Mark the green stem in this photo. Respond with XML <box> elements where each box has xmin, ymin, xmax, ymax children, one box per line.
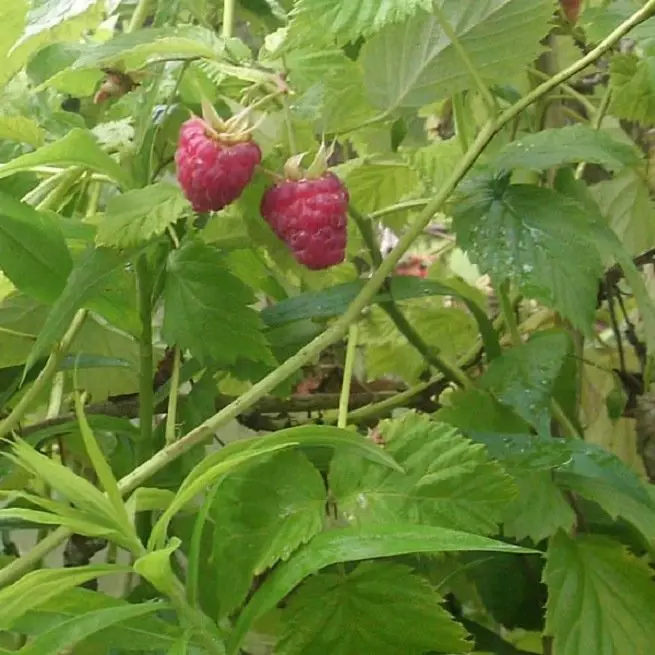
<box><xmin>528</xmin><ymin>67</ymin><xmax>598</xmax><ymax>118</ymax></box>
<box><xmin>127</xmin><ymin>0</ymin><xmax>152</xmax><ymax>32</ymax></box>
<box><xmin>0</xmin><ymin>311</ymin><xmax>87</xmax><ymax>441</ymax></box>
<box><xmin>282</xmin><ymin>94</ymin><xmax>297</xmax><ymax>154</ymax></box>
<box><xmin>165</xmin><ymin>348</ymin><xmax>181</xmax><ymax>444</ymax></box>
<box><xmin>136</xmin><ymin>256</ymin><xmax>155</xmax><ymax>459</ymax></box>
<box><xmin>575</xmin><ymin>86</ymin><xmax>612</xmax><ymax>179</ymax></box>
<box><xmin>222</xmin><ymin>0</ymin><xmax>236</xmax><ymax>38</ymax></box>
<box><xmin>551</xmin><ymin>398</ymin><xmax>582</xmax><ymax>439</ymax></box>
<box><xmin>0</xmin><ymin>527</ymin><xmax>70</xmax><ymax>588</ymax></box>
<box><xmin>369</xmin><ymin>199</ymin><xmax>431</xmax><ymax>220</ymax></box>
<box><xmin>1</xmin><ymin>2</ymin><xmax>651</xmax><ymax>584</ymax></box>
<box><xmin>349</xmin><ymin>205</ymin><xmax>382</xmax><ymax>267</ymax></box>
<box><xmin>452</xmin><ymin>92</ymin><xmax>471</xmax><ymax>152</ymax></box>
<box><xmin>380</xmin><ymin>302</ymin><xmax>472</xmax><ymax>387</ymax></box>
<box><xmin>338</xmin><ymin>324</ymin><xmax>359</xmax><ymax>428</ymax></box>
<box><xmin>433</xmin><ymin>4</ymin><xmax>497</xmax><ymax>115</ymax></box>
<box><xmin>34</xmin><ymin>168</ymin><xmax>83</xmax><ymax>212</ymax></box>
<box><xmin>496</xmin><ymin>279</ymin><xmax>522</xmax><ymax>347</ymax></box>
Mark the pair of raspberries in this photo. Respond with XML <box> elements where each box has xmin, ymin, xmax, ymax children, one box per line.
<box><xmin>175</xmin><ymin>116</ymin><xmax>348</xmax><ymax>270</ymax></box>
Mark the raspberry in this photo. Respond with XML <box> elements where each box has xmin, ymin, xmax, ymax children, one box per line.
<box><xmin>261</xmin><ymin>173</ymin><xmax>349</xmax><ymax>270</ymax></box>
<box><xmin>175</xmin><ymin>117</ymin><xmax>261</xmax><ymax>213</ymax></box>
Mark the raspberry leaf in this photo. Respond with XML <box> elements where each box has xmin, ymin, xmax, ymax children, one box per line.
<box><xmin>493</xmin><ymin>124</ymin><xmax>642</xmax><ymax>174</ymax></box>
<box><xmin>0</xmin><ymin>192</ymin><xmax>72</xmax><ymax>303</ymax></box>
<box><xmin>589</xmin><ymin>169</ymin><xmax>655</xmax><ymax>256</ymax></box>
<box><xmin>478</xmin><ymin>331</ymin><xmax>571</xmax><ymax>437</ymax></box>
<box><xmin>276</xmin><ymin>562</ymin><xmax>470</xmax><ymax>655</ymax></box>
<box><xmin>454</xmin><ymin>182</ymin><xmax>605</xmax><ymax>333</ymax></box>
<box><xmin>608</xmin><ymin>54</ymin><xmax>655</xmax><ymax>124</ymax></box>
<box><xmin>329</xmin><ymin>412</ymin><xmax>517</xmax><ymax>535</ymax></box>
<box><xmin>208</xmin><ymin>451</ymin><xmax>327</xmax><ymax>619</ymax></box>
<box><xmin>162</xmin><ymin>240</ymin><xmax>274</xmax><ymax>366</ymax></box>
<box><xmin>361</xmin><ymin>0</ymin><xmax>553</xmax><ymax>113</ymax></box>
<box><xmin>289</xmin><ymin>0</ymin><xmax>434</xmax><ymax>44</ymax></box>
<box><xmin>95</xmin><ymin>183</ymin><xmax>190</xmax><ymax>248</ymax></box>
<box><xmin>0</xmin><ymin>129</ymin><xmax>134</xmax><ymax>190</ymax></box>
<box><xmin>544</xmin><ymin>533</ymin><xmax>655</xmax><ymax>655</ymax></box>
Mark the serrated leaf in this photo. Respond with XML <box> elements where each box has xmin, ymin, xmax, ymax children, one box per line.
<box><xmin>582</xmin><ymin>4</ymin><xmax>655</xmax><ymax>50</ymax></box>
<box><xmin>493</xmin><ymin>125</ymin><xmax>642</xmax><ymax>173</ymax></box>
<box><xmin>0</xmin><ymin>192</ymin><xmax>72</xmax><ymax>303</ymax></box>
<box><xmin>0</xmin><ymin>129</ymin><xmax>133</xmax><ymax>190</ymax></box>
<box><xmin>17</xmin><ymin>0</ymin><xmax>100</xmax><ymax>43</ymax></box>
<box><xmin>11</xmin><ymin>589</ymin><xmax>186</xmax><ymax>652</ymax></box>
<box><xmin>73</xmin><ymin>25</ymin><xmax>225</xmax><ymax>70</ymax></box>
<box><xmin>209</xmin><ymin>451</ymin><xmax>326</xmax><ymax>618</ymax></box>
<box><xmin>589</xmin><ymin>169</ymin><xmax>655</xmax><ymax>256</ymax></box>
<box><xmin>0</xmin><ymin>116</ymin><xmax>45</xmax><ymax>147</ymax></box>
<box><xmin>16</xmin><ymin>601</ymin><xmax>165</xmax><ymax>655</ymax></box>
<box><xmin>361</xmin><ymin>0</ymin><xmax>553</xmax><ymax>113</ymax></box>
<box><xmin>276</xmin><ymin>561</ymin><xmax>470</xmax><ymax>655</ymax></box>
<box><xmin>336</xmin><ymin>158</ymin><xmax>419</xmax><ymax>229</ymax></box>
<box><xmin>0</xmin><ymin>565</ymin><xmax>130</xmax><ymax>629</ymax></box>
<box><xmin>95</xmin><ymin>183</ymin><xmax>190</xmax><ymax>248</ymax></box>
<box><xmin>229</xmin><ymin>523</ymin><xmax>535</xmax><ymax>655</ymax></box>
<box><xmin>289</xmin><ymin>0</ymin><xmax>433</xmax><ymax>44</ymax></box>
<box><xmin>544</xmin><ymin>532</ymin><xmax>655</xmax><ymax>655</ymax></box>
<box><xmin>330</xmin><ymin>412</ymin><xmax>516</xmax><ymax>534</ymax></box>
<box><xmin>502</xmin><ymin>473</ymin><xmax>575</xmax><ymax>544</ymax></box>
<box><xmin>608</xmin><ymin>53</ymin><xmax>655</xmax><ymax>124</ymax></box>
<box><xmin>478</xmin><ymin>331</ymin><xmax>570</xmax><ymax>436</ymax></box>
<box><xmin>454</xmin><ymin>181</ymin><xmax>604</xmax><ymax>332</ymax></box>
<box><xmin>162</xmin><ymin>240</ymin><xmax>273</xmax><ymax>366</ymax></box>
<box><xmin>150</xmin><ymin>424</ymin><xmax>401</xmax><ymax>550</ymax></box>
<box><xmin>25</xmin><ymin>246</ymin><xmax>134</xmax><ymax>373</ymax></box>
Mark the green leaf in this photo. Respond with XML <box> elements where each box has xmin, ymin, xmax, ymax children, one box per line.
<box><xmin>95</xmin><ymin>183</ymin><xmax>190</xmax><ymax>248</ymax></box>
<box><xmin>288</xmin><ymin>0</ymin><xmax>433</xmax><ymax>44</ymax></box>
<box><xmin>16</xmin><ymin>601</ymin><xmax>165</xmax><ymax>655</ymax></box>
<box><xmin>0</xmin><ymin>129</ymin><xmax>134</xmax><ymax>190</ymax></box>
<box><xmin>133</xmin><ymin>539</ymin><xmax>181</xmax><ymax>592</ymax></box>
<box><xmin>150</xmin><ymin>424</ymin><xmax>401</xmax><ymax>549</ymax></box>
<box><xmin>73</xmin><ymin>25</ymin><xmax>225</xmax><ymax>70</ymax></box>
<box><xmin>0</xmin><ymin>115</ymin><xmax>45</xmax><ymax>147</ymax></box>
<box><xmin>0</xmin><ymin>565</ymin><xmax>130</xmax><ymax>629</ymax></box>
<box><xmin>12</xmin><ymin>588</ymin><xmax>186</xmax><ymax>651</ymax></box>
<box><xmin>493</xmin><ymin>125</ymin><xmax>642</xmax><ymax>173</ymax></box>
<box><xmin>502</xmin><ymin>473</ymin><xmax>575</xmax><ymax>544</ymax></box>
<box><xmin>73</xmin><ymin>393</ymin><xmax>134</xmax><ymax>542</ymax></box>
<box><xmin>589</xmin><ymin>169</ymin><xmax>655</xmax><ymax>256</ymax></box>
<box><xmin>0</xmin><ymin>192</ymin><xmax>72</xmax><ymax>303</ymax></box>
<box><xmin>329</xmin><ymin>412</ymin><xmax>516</xmax><ymax>534</ymax></box>
<box><xmin>163</xmin><ymin>240</ymin><xmax>273</xmax><ymax>366</ymax></box>
<box><xmin>544</xmin><ymin>532</ymin><xmax>655</xmax><ymax>655</ymax></box>
<box><xmin>478</xmin><ymin>331</ymin><xmax>570</xmax><ymax>436</ymax></box>
<box><xmin>454</xmin><ymin>182</ymin><xmax>604</xmax><ymax>332</ymax></box>
<box><xmin>25</xmin><ymin>246</ymin><xmax>134</xmax><ymax>373</ymax></box>
<box><xmin>361</xmin><ymin>0</ymin><xmax>553</xmax><ymax>113</ymax></box>
<box><xmin>209</xmin><ymin>451</ymin><xmax>326</xmax><ymax>619</ymax></box>
<box><xmin>609</xmin><ymin>54</ymin><xmax>655</xmax><ymax>124</ymax></box>
<box><xmin>229</xmin><ymin>524</ymin><xmax>535</xmax><ymax>655</ymax></box>
<box><xmin>276</xmin><ymin>561</ymin><xmax>470</xmax><ymax>655</ymax></box>
<box><xmin>18</xmin><ymin>0</ymin><xmax>100</xmax><ymax>43</ymax></box>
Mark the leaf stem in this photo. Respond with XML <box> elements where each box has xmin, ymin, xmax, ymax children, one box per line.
<box><xmin>496</xmin><ymin>279</ymin><xmax>521</xmax><ymax>347</ymax></box>
<box><xmin>127</xmin><ymin>0</ymin><xmax>152</xmax><ymax>33</ymax></box>
<box><xmin>165</xmin><ymin>348</ymin><xmax>181</xmax><ymax>444</ymax></box>
<box><xmin>0</xmin><ymin>310</ymin><xmax>87</xmax><ymax>441</ymax></box>
<box><xmin>349</xmin><ymin>205</ymin><xmax>382</xmax><ymax>266</ymax></box>
<box><xmin>136</xmin><ymin>255</ymin><xmax>155</xmax><ymax>459</ymax></box>
<box><xmin>432</xmin><ymin>4</ymin><xmax>497</xmax><ymax>115</ymax></box>
<box><xmin>338</xmin><ymin>324</ymin><xmax>359</xmax><ymax>428</ymax></box>
<box><xmin>222</xmin><ymin>0</ymin><xmax>236</xmax><ymax>38</ymax></box>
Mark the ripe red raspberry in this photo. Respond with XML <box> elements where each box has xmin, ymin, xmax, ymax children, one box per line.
<box><xmin>175</xmin><ymin>117</ymin><xmax>261</xmax><ymax>213</ymax></box>
<box><xmin>261</xmin><ymin>173</ymin><xmax>348</xmax><ymax>270</ymax></box>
